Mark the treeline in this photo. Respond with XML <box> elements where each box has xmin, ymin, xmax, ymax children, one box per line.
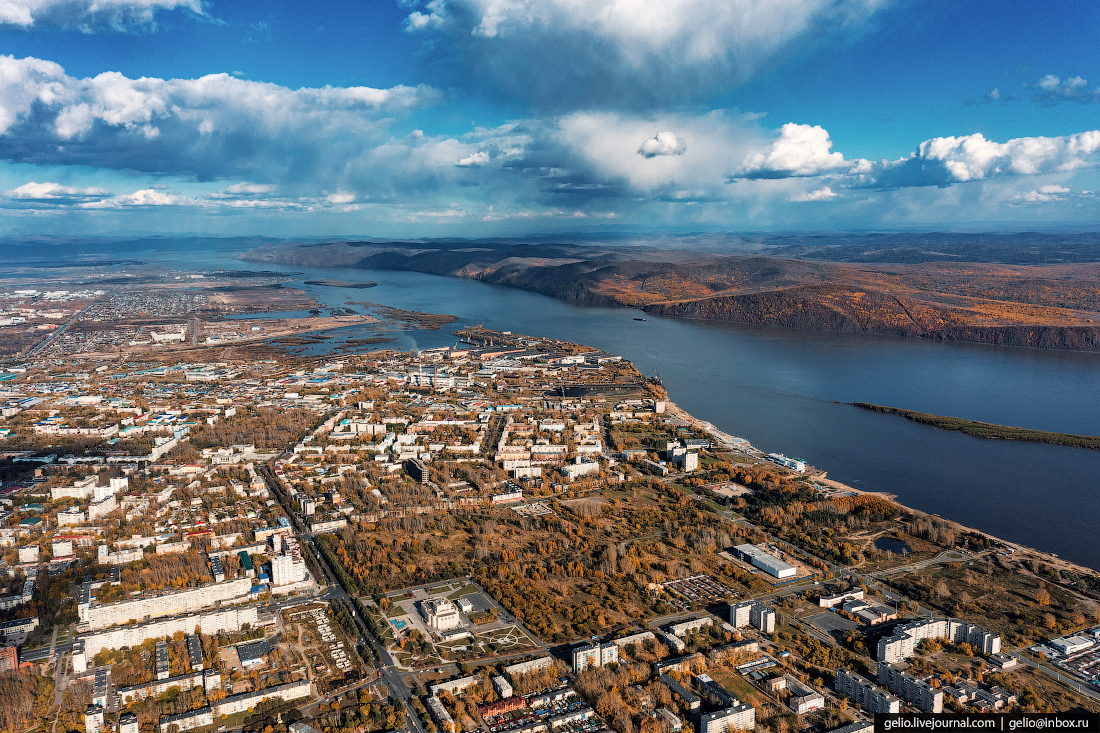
<box><xmin>851</xmin><ymin>402</ymin><xmax>1100</xmax><ymax>450</ymax></box>
<box><xmin>740</xmin><ymin>482</ymin><xmax>898</xmax><ymax>566</ymax></box>
<box><xmin>188</xmin><ymin>408</ymin><xmax>318</xmax><ymax>450</ymax></box>
<box><xmin>0</xmin><ymin>672</ymin><xmax>50</xmax><ymax>733</ymax></box>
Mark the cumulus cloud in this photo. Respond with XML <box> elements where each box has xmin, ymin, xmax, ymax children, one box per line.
<box><xmin>0</xmin><ymin>55</ymin><xmax>443</xmax><ymax>181</ymax></box>
<box><xmin>732</xmin><ymin>123</ymin><xmax>852</xmax><ymax>179</ymax></box>
<box><xmin>0</xmin><ymin>180</ymin><xmax>109</xmax><ymax>207</ymax></box>
<box><xmin>455</xmin><ymin>150</ymin><xmax>490</xmax><ymax>166</ymax></box>
<box><xmin>637</xmin><ymin>131</ymin><xmax>686</xmax><ymax>158</ymax></box>
<box><xmin>1030</xmin><ymin>75</ymin><xmax>1100</xmax><ymax>105</ymax></box>
<box><xmin>5</xmin><ymin>180</ymin><xmax>106</xmax><ymax>199</ymax></box>
<box><xmin>862</xmin><ymin>130</ymin><xmax>1100</xmax><ymax>188</ymax></box>
<box><xmin>1018</xmin><ymin>184</ymin><xmax>1071</xmax><ymax>203</ymax></box>
<box><xmin>732</xmin><ymin>124</ymin><xmax>1100</xmax><ymax>191</ymax></box>
<box><xmin>791</xmin><ymin>186</ymin><xmax>838</xmax><ymax>201</ymax></box>
<box><xmin>403</xmin><ymin>0</ymin><xmax>890</xmax><ymax>109</ymax></box>
<box><xmin>207</xmin><ymin>182</ymin><xmax>276</xmax><ymax>198</ymax></box>
<box><xmin>0</xmin><ymin>0</ymin><xmax>205</xmax><ymax>32</ymax></box>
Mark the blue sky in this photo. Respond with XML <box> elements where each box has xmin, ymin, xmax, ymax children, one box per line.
<box><xmin>0</xmin><ymin>0</ymin><xmax>1097</xmax><ymax>237</ymax></box>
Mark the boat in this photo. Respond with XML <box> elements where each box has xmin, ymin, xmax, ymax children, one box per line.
<box><xmin>633</xmin><ymin>317</ymin><xmax>646</xmax><ymax>321</ymax></box>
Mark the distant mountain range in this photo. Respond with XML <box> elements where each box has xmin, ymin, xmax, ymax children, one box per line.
<box><xmin>238</xmin><ymin>234</ymin><xmax>1100</xmax><ymax>352</ymax></box>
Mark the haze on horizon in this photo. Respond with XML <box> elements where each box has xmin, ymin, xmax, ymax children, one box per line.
<box><xmin>0</xmin><ymin>0</ymin><xmax>1097</xmax><ymax>239</ymax></box>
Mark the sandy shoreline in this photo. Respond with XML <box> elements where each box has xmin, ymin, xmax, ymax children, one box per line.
<box><xmin>663</xmin><ymin>398</ymin><xmax>1100</xmax><ymax>578</ymax></box>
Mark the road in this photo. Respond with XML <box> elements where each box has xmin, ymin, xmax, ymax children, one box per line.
<box><xmin>262</xmin><ymin>460</ymin><xmax>426</xmax><ymax>733</ymax></box>
<box><xmin>1009</xmin><ymin>651</ymin><xmax>1100</xmax><ymax>703</ymax></box>
<box><xmin>25</xmin><ymin>298</ymin><xmax>98</xmax><ymax>358</ymax></box>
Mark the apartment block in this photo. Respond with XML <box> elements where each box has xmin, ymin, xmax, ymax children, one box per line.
<box><xmin>877</xmin><ymin>618</ymin><xmax>1000</xmax><ymax>663</ymax></box>
<box><xmin>730</xmin><ymin>601</ymin><xmax>776</xmax><ymax>633</ymax></box>
<box><xmin>834</xmin><ymin>667</ymin><xmax>901</xmax><ymax>714</ymax></box>
<box><xmin>698</xmin><ymin>703</ymin><xmax>756</xmax><ymax>733</ymax></box>
<box><xmin>877</xmin><ymin>662</ymin><xmax>944</xmax><ymax>713</ymax></box>
<box><xmin>80</xmin><ymin>577</ymin><xmax>253</xmax><ymax>629</ymax></box>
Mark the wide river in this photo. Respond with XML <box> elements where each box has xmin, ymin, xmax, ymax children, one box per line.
<box><xmin>44</xmin><ymin>246</ymin><xmax>1100</xmax><ymax>569</ymax></box>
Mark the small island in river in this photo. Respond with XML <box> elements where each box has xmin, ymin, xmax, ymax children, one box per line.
<box><xmin>851</xmin><ymin>401</ymin><xmax>1100</xmax><ymax>450</ymax></box>
<box><xmin>304</xmin><ymin>279</ymin><xmax>379</xmax><ymax>288</ymax></box>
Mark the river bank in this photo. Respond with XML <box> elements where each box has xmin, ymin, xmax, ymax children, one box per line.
<box><xmin>665</xmin><ymin>397</ymin><xmax>1100</xmax><ymax>580</ymax></box>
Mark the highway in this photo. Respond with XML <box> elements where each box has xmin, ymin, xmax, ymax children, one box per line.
<box><xmin>24</xmin><ymin>298</ymin><xmax>98</xmax><ymax>358</ymax></box>
<box><xmin>262</xmin><ymin>461</ymin><xmax>426</xmax><ymax>733</ymax></box>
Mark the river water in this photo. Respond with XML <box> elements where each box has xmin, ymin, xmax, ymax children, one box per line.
<box><xmin>28</xmin><ymin>247</ymin><xmax>1100</xmax><ymax>569</ymax></box>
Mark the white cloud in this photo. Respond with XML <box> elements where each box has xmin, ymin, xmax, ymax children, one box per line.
<box><xmin>731</xmin><ymin>124</ymin><xmax>1100</xmax><ymax>190</ymax></box>
<box><xmin>456</xmin><ymin>150</ymin><xmax>490</xmax><ymax>166</ymax></box>
<box><xmin>79</xmin><ymin>188</ymin><xmax>194</xmax><ymax>208</ymax></box>
<box><xmin>0</xmin><ymin>0</ymin><xmax>205</xmax><ymax>32</ymax></box>
<box><xmin>1030</xmin><ymin>75</ymin><xmax>1100</xmax><ymax>105</ymax></box>
<box><xmin>866</xmin><ymin>131</ymin><xmax>1100</xmax><ymax>187</ymax></box>
<box><xmin>791</xmin><ymin>186</ymin><xmax>838</xmax><ymax>202</ymax></box>
<box><xmin>0</xmin><ymin>55</ymin><xmax>443</xmax><ymax>180</ymax></box>
<box><xmin>637</xmin><ymin>131</ymin><xmax>686</xmax><ymax>158</ymax></box>
<box><xmin>209</xmin><ymin>182</ymin><xmax>275</xmax><ymax>197</ymax></box>
<box><xmin>1018</xmin><ymin>184</ymin><xmax>1072</xmax><ymax>203</ymax></box>
<box><xmin>403</xmin><ymin>0</ymin><xmax>890</xmax><ymax>109</ymax></box>
<box><xmin>5</xmin><ymin>180</ymin><xmax>107</xmax><ymax>199</ymax></box>
<box><xmin>733</xmin><ymin>123</ymin><xmax>852</xmax><ymax>179</ymax></box>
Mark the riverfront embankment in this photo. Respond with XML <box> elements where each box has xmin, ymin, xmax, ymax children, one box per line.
<box><xmin>667</xmin><ymin>398</ymin><xmax>1100</xmax><ymax>579</ymax></box>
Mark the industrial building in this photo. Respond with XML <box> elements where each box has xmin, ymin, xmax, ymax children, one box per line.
<box><xmin>731</xmin><ymin>544</ymin><xmax>796</xmax><ymax>579</ymax></box>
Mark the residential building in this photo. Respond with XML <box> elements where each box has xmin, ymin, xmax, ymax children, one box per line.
<box><xmin>877</xmin><ymin>618</ymin><xmax>1000</xmax><ymax>663</ymax></box>
<box><xmin>835</xmin><ymin>668</ymin><xmax>901</xmax><ymax>714</ymax></box>
<box><xmin>730</xmin><ymin>601</ymin><xmax>775</xmax><ymax>633</ymax></box>
<box><xmin>572</xmin><ymin>642</ymin><xmax>618</xmax><ymax>672</ymax></box>
<box><xmin>119</xmin><ymin>713</ymin><xmax>139</xmax><ymax>733</ymax></box>
<box><xmin>0</xmin><ymin>645</ymin><xmax>17</xmax><ymax>672</ymax></box>
<box><xmin>158</xmin><ymin>706</ymin><xmax>213</xmax><ymax>733</ymax></box>
<box><xmin>699</xmin><ymin>703</ymin><xmax>756</xmax><ymax>733</ymax></box>
<box><xmin>213</xmin><ymin>680</ymin><xmax>312</xmax><ymax>716</ymax></box>
<box><xmin>80</xmin><ymin>577</ymin><xmax>253</xmax><ymax>628</ymax></box>
<box><xmin>876</xmin><ymin>662</ymin><xmax>943</xmax><ymax>713</ymax></box>
<box><xmin>272</xmin><ymin>554</ymin><xmax>306</xmax><ymax>586</ymax></box>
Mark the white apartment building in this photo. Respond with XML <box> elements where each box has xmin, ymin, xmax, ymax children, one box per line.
<box><xmin>730</xmin><ymin>601</ymin><xmax>776</xmax><ymax>633</ymax></box>
<box><xmin>80</xmin><ymin>577</ymin><xmax>253</xmax><ymax>629</ymax></box>
<box><xmin>272</xmin><ymin>554</ymin><xmax>306</xmax><ymax>586</ymax></box>
<box><xmin>76</xmin><ymin>606</ymin><xmax>258</xmax><ymax>660</ymax></box>
<box><xmin>699</xmin><ymin>704</ymin><xmax>755</xmax><ymax>733</ymax></box>
<box><xmin>877</xmin><ymin>617</ymin><xmax>1000</xmax><ymax>663</ymax></box>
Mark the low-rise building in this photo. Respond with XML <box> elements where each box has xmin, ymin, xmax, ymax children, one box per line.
<box><xmin>731</xmin><ymin>544</ymin><xmax>796</xmax><ymax>579</ymax></box>
<box><xmin>699</xmin><ymin>703</ymin><xmax>755</xmax><ymax>733</ymax></box>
